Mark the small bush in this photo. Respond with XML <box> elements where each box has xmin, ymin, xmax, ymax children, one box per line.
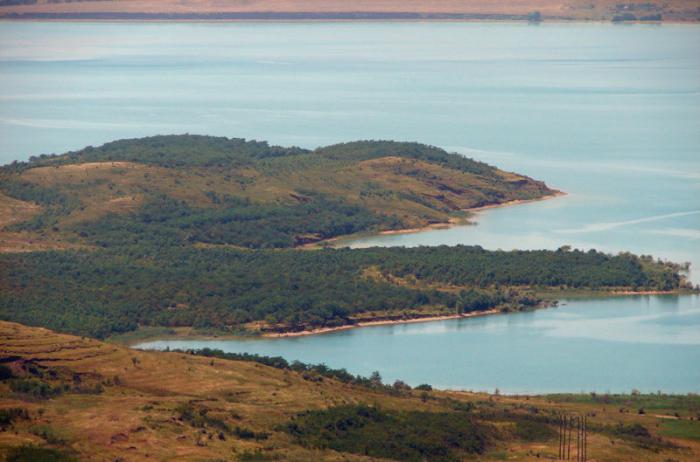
<box><xmin>513</xmin><ymin>419</ymin><xmax>557</xmax><ymax>442</ymax></box>
<box><xmin>233</xmin><ymin>426</ymin><xmax>269</xmax><ymax>441</ymax></box>
<box><xmin>614</xmin><ymin>423</ymin><xmax>652</xmax><ymax>439</ymax></box>
<box><xmin>0</xmin><ymin>365</ymin><xmax>14</xmax><ymax>380</ymax></box>
<box><xmin>0</xmin><ymin>408</ymin><xmax>29</xmax><ymax>428</ymax></box>
<box><xmin>29</xmin><ymin>424</ymin><xmax>66</xmax><ymax>445</ymax></box>
<box><xmin>9</xmin><ymin>379</ymin><xmax>66</xmax><ymax>399</ymax></box>
<box><xmin>237</xmin><ymin>449</ymin><xmax>273</xmax><ymax>461</ymax></box>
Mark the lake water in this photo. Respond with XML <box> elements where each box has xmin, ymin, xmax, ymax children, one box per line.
<box><xmin>2</xmin><ymin>22</ymin><xmax>699</xmax><ymax>392</ymax></box>
<box><xmin>138</xmin><ymin>294</ymin><xmax>700</xmax><ymax>394</ymax></box>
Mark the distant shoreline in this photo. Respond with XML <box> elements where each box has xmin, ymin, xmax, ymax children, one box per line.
<box><xmin>0</xmin><ymin>13</ymin><xmax>690</xmax><ymax>23</ymax></box>
<box><xmin>2</xmin><ymin>18</ymin><xmax>694</xmax><ymax>24</ymax></box>
<box><xmin>0</xmin><ymin>12</ymin><xmax>535</xmax><ymax>22</ymax></box>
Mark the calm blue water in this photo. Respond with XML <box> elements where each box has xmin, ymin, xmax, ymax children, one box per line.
<box><xmin>138</xmin><ymin>295</ymin><xmax>700</xmax><ymax>394</ymax></box>
<box><xmin>1</xmin><ymin>22</ymin><xmax>698</xmax><ymax>278</ymax></box>
<box><xmin>2</xmin><ymin>22</ymin><xmax>699</xmax><ymax>392</ymax></box>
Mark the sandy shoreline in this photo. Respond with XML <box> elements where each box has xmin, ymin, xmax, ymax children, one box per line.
<box><xmin>262</xmin><ymin>309</ymin><xmax>501</xmax><ymax>338</ymax></box>
<box><xmin>264</xmin><ymin>288</ymin><xmax>692</xmax><ymax>339</ymax></box>
<box><xmin>371</xmin><ymin>190</ymin><xmax>567</xmax><ymax>238</ymax></box>
<box><xmin>376</xmin><ymin>216</ymin><xmax>466</xmax><ymax>236</ymax></box>
<box><xmin>467</xmin><ymin>190</ymin><xmax>566</xmax><ymax>213</ymax></box>
<box><xmin>125</xmin><ymin>288</ymin><xmax>695</xmax><ymax>345</ymax></box>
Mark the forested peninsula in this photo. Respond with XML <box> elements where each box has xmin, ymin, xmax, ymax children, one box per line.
<box><xmin>0</xmin><ymin>135</ymin><xmax>694</xmax><ymax>340</ymax></box>
<box><xmin>0</xmin><ymin>245</ymin><xmax>693</xmax><ymax>339</ymax></box>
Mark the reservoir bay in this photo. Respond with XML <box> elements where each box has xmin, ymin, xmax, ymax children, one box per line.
<box><xmin>137</xmin><ymin>294</ymin><xmax>700</xmax><ymax>394</ymax></box>
<box><xmin>2</xmin><ymin>21</ymin><xmax>698</xmax><ymax>392</ymax></box>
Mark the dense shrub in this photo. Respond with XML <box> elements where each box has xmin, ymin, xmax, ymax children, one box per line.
<box><xmin>5</xmin><ymin>446</ymin><xmax>76</xmax><ymax>462</ymax></box>
<box><xmin>0</xmin><ymin>408</ymin><xmax>29</xmax><ymax>429</ymax></box>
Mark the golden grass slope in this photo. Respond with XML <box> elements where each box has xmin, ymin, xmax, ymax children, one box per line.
<box><xmin>0</xmin><ymin>191</ymin><xmax>84</xmax><ymax>253</ymax></box>
<box><xmin>1</xmin><ymin>320</ymin><xmax>700</xmax><ymax>461</ymax></box>
<box><xmin>0</xmin><ymin>321</ymin><xmax>404</xmax><ymax>461</ymax></box>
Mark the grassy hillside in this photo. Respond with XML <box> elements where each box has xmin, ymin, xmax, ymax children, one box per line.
<box><xmin>0</xmin><ymin>135</ymin><xmax>555</xmax><ymax>251</ymax></box>
<box><xmin>1</xmin><ymin>321</ymin><xmax>699</xmax><ymax>462</ymax></box>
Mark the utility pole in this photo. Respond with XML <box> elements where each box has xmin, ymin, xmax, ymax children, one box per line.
<box><xmin>558</xmin><ymin>414</ymin><xmax>565</xmax><ymax>459</ymax></box>
<box><xmin>557</xmin><ymin>413</ymin><xmax>587</xmax><ymax>461</ymax></box>
<box><xmin>567</xmin><ymin>415</ymin><xmax>572</xmax><ymax>460</ymax></box>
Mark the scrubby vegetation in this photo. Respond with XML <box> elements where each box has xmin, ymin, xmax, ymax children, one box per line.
<box><xmin>175</xmin><ymin>402</ymin><xmax>269</xmax><ymax>440</ymax></box>
<box><xmin>8</xmin><ymin>378</ymin><xmax>67</xmax><ymax>399</ymax></box>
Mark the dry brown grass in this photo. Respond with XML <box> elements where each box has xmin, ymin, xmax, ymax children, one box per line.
<box><xmin>0</xmin><ymin>231</ymin><xmax>85</xmax><ymax>253</ymax></box>
<box><xmin>0</xmin><ymin>321</ymin><xmax>436</xmax><ymax>461</ymax></box>
<box><xmin>0</xmin><ymin>192</ymin><xmax>40</xmax><ymax>229</ymax></box>
<box><xmin>0</xmin><ymin>192</ymin><xmax>65</xmax><ymax>252</ymax></box>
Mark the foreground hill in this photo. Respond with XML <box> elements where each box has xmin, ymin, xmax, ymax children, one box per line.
<box><xmin>0</xmin><ymin>0</ymin><xmax>697</xmax><ymax>22</ymax></box>
<box><xmin>0</xmin><ymin>135</ymin><xmax>555</xmax><ymax>251</ymax></box>
<box><xmin>1</xmin><ymin>321</ymin><xmax>699</xmax><ymax>462</ymax></box>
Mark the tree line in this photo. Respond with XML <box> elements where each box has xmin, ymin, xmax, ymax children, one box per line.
<box><xmin>0</xmin><ymin>246</ymin><xmax>689</xmax><ymax>339</ymax></box>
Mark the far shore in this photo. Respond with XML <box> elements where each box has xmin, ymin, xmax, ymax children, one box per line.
<box><xmin>0</xmin><ymin>16</ymin><xmax>695</xmax><ymax>25</ymax></box>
